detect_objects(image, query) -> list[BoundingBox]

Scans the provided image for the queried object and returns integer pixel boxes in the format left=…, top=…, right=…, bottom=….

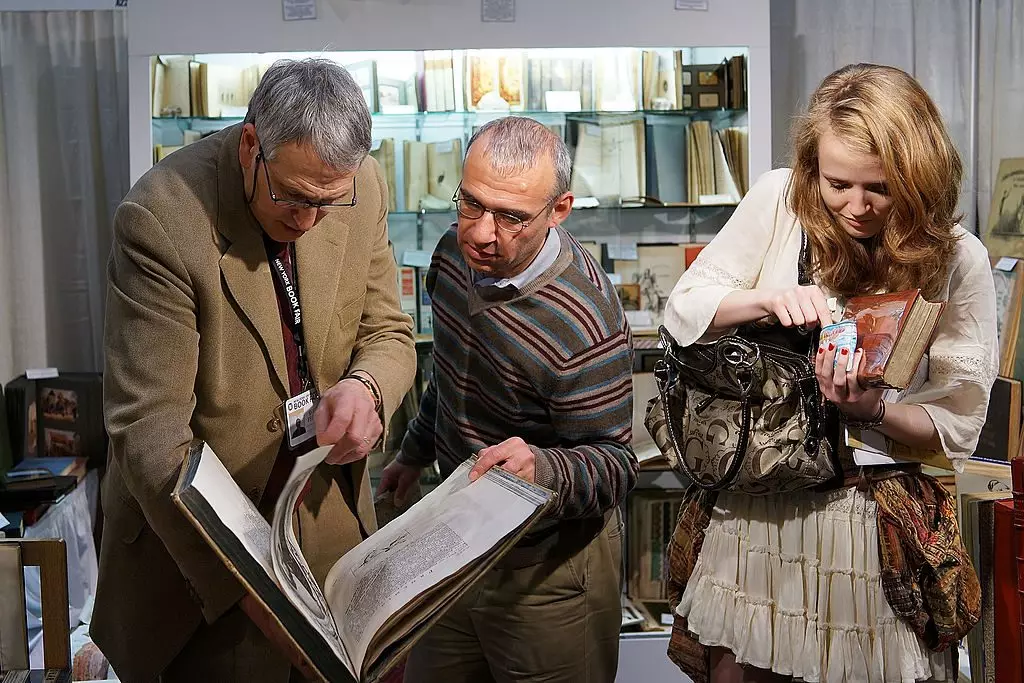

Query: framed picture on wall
left=984, top=158, right=1024, bottom=257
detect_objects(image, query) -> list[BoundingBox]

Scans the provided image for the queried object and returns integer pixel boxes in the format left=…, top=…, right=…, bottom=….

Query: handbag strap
left=797, top=230, right=812, bottom=287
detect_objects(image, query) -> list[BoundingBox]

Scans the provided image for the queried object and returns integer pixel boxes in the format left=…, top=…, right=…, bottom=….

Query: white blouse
left=664, top=168, right=999, bottom=466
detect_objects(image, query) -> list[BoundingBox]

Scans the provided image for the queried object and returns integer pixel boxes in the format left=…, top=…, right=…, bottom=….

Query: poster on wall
left=984, top=158, right=1024, bottom=257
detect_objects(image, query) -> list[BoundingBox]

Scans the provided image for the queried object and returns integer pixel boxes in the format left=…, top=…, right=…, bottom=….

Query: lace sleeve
left=663, top=169, right=797, bottom=346
left=903, top=236, right=999, bottom=462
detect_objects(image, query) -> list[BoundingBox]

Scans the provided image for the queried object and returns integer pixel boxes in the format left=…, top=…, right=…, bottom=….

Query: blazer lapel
left=295, top=216, right=349, bottom=389
left=215, top=125, right=290, bottom=396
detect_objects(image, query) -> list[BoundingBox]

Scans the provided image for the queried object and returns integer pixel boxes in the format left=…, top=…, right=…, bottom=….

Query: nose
left=848, top=188, right=870, bottom=216
left=468, top=210, right=499, bottom=243
left=291, top=206, right=323, bottom=231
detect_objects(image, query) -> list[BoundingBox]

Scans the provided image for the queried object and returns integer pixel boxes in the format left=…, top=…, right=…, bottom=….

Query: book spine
left=1013, top=458, right=1024, bottom=672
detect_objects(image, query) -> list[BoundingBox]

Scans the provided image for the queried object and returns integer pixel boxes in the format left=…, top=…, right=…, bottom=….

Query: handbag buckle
left=718, top=337, right=760, bottom=397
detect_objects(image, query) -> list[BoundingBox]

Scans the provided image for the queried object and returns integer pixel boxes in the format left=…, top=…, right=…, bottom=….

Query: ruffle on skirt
left=676, top=487, right=952, bottom=683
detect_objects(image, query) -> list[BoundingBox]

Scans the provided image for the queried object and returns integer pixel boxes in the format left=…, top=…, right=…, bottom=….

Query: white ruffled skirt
left=676, top=487, right=953, bottom=683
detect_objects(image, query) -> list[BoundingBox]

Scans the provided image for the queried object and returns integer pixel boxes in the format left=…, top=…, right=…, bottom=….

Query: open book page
left=270, top=446, right=351, bottom=671
left=189, top=443, right=277, bottom=576
left=323, top=459, right=550, bottom=677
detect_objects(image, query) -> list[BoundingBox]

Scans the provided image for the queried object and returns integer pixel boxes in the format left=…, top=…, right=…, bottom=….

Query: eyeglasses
left=257, top=143, right=357, bottom=211
left=452, top=184, right=558, bottom=234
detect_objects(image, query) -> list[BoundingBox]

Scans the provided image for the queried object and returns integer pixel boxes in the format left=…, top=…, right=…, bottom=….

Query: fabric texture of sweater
left=398, top=226, right=638, bottom=521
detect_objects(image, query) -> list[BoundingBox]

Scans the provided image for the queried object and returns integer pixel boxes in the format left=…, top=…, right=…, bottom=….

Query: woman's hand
left=815, top=343, right=885, bottom=420
left=765, top=284, right=833, bottom=329
left=712, top=285, right=833, bottom=331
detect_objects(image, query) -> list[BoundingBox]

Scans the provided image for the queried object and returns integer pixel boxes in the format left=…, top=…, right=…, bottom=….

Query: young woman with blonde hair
left=664, top=63, right=997, bottom=682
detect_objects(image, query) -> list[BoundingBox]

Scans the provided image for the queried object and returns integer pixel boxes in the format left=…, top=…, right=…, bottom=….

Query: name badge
left=283, top=390, right=316, bottom=449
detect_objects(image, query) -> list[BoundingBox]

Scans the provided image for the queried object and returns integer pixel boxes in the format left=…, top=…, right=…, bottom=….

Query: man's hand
left=470, top=437, right=536, bottom=483
left=377, top=458, right=423, bottom=507
left=239, top=593, right=321, bottom=680
left=314, top=376, right=382, bottom=466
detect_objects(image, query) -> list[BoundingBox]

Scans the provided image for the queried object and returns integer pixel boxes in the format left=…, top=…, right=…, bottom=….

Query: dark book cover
left=995, top=499, right=1023, bottom=683
left=973, top=377, right=1022, bottom=462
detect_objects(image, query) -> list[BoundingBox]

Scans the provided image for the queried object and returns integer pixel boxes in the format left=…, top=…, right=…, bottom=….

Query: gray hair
left=244, top=58, right=372, bottom=171
left=466, top=117, right=572, bottom=199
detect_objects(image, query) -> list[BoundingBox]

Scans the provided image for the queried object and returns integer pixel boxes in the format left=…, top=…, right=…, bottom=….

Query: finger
left=831, top=351, right=849, bottom=392
left=470, top=447, right=507, bottom=481
left=845, top=349, right=864, bottom=400
left=784, top=292, right=805, bottom=327
left=313, top=398, right=330, bottom=436
left=811, top=291, right=833, bottom=329
left=376, top=470, right=396, bottom=495
left=814, top=341, right=827, bottom=377
left=395, top=476, right=413, bottom=506
left=317, top=402, right=356, bottom=447
left=774, top=302, right=794, bottom=327
left=798, top=297, right=819, bottom=330
left=328, top=399, right=380, bottom=457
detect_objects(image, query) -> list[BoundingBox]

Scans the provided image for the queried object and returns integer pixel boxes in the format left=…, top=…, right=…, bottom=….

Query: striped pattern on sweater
left=398, top=227, right=637, bottom=519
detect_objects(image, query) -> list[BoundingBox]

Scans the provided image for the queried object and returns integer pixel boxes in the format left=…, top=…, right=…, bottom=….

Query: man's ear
left=238, top=123, right=259, bottom=170
left=550, top=191, right=574, bottom=226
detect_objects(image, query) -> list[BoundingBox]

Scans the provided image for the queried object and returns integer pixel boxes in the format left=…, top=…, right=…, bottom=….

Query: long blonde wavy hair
left=787, top=64, right=962, bottom=300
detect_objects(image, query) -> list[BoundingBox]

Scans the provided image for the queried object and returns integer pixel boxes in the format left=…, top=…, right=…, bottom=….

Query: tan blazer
left=92, top=124, right=416, bottom=681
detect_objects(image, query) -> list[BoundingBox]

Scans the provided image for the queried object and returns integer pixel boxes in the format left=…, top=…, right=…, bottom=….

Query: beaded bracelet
left=843, top=400, right=886, bottom=430
left=342, top=373, right=382, bottom=412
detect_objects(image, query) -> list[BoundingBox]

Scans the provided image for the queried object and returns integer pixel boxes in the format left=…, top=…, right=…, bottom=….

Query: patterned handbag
left=645, top=233, right=843, bottom=494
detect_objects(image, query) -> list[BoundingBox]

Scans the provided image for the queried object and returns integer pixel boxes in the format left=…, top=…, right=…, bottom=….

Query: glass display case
left=149, top=46, right=749, bottom=339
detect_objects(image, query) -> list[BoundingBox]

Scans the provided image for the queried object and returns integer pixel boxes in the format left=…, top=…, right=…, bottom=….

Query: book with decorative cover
left=843, top=289, right=945, bottom=389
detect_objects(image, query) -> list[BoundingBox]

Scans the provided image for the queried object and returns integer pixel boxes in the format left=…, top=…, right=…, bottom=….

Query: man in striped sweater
left=379, top=116, right=637, bottom=682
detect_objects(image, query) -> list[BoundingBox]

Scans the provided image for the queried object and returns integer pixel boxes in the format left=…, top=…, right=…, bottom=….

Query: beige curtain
left=769, top=0, right=974, bottom=227
left=977, top=0, right=1024, bottom=236
left=0, top=10, right=128, bottom=383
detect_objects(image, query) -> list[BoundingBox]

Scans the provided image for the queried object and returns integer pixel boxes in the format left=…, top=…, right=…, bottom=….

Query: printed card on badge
left=820, top=320, right=858, bottom=372
left=284, top=390, right=316, bottom=449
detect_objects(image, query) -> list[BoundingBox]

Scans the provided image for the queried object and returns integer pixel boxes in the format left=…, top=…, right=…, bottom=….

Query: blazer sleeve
left=346, top=161, right=417, bottom=432
left=104, top=200, right=245, bottom=623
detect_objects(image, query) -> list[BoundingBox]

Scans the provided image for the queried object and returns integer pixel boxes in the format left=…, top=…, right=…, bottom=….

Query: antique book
left=973, top=377, right=1022, bottom=463
left=1012, top=457, right=1024, bottom=671
left=369, top=138, right=397, bottom=213
left=994, top=499, right=1023, bottom=683
left=992, top=256, right=1024, bottom=375
left=173, top=443, right=554, bottom=683
left=963, top=493, right=1008, bottom=683
left=984, top=158, right=1024, bottom=258
left=842, top=289, right=945, bottom=390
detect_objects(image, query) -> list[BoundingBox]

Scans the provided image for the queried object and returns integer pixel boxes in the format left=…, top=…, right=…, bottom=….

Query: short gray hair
left=466, top=117, right=572, bottom=199
left=244, top=58, right=372, bottom=171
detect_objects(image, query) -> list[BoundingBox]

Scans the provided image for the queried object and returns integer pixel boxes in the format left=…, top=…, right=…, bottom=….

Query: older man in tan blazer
left=92, top=59, right=416, bottom=682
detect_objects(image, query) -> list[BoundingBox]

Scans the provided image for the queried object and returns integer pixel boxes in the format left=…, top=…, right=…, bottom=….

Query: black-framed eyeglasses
left=452, top=184, right=558, bottom=234
left=257, top=143, right=357, bottom=211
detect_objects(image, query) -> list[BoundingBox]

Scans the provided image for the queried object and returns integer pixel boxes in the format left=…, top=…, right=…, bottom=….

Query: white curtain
left=0, top=10, right=128, bottom=384
left=769, top=0, right=974, bottom=228
left=978, top=0, right=1024, bottom=236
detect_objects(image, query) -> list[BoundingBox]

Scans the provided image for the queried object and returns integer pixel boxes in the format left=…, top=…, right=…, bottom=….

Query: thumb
left=376, top=471, right=392, bottom=495
left=313, top=399, right=329, bottom=435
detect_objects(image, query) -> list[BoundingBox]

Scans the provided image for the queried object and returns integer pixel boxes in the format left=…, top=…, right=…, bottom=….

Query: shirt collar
left=474, top=228, right=561, bottom=290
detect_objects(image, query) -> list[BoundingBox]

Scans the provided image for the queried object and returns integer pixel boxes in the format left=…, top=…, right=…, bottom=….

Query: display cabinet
left=149, top=47, right=749, bottom=338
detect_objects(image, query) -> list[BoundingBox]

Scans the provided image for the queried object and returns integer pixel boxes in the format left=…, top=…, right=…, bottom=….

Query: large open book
left=171, top=443, right=555, bottom=682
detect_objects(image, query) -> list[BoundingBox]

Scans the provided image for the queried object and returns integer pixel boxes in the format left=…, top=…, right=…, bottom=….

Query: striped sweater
left=397, top=226, right=637, bottom=520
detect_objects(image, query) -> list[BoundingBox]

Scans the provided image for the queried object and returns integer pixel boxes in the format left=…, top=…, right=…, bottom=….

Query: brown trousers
left=404, top=509, right=624, bottom=683
left=158, top=604, right=302, bottom=683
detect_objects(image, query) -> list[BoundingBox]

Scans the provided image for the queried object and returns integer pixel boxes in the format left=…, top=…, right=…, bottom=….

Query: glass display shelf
left=152, top=108, right=747, bottom=124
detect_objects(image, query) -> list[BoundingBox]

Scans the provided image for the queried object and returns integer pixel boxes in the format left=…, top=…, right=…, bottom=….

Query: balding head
left=465, top=117, right=572, bottom=200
